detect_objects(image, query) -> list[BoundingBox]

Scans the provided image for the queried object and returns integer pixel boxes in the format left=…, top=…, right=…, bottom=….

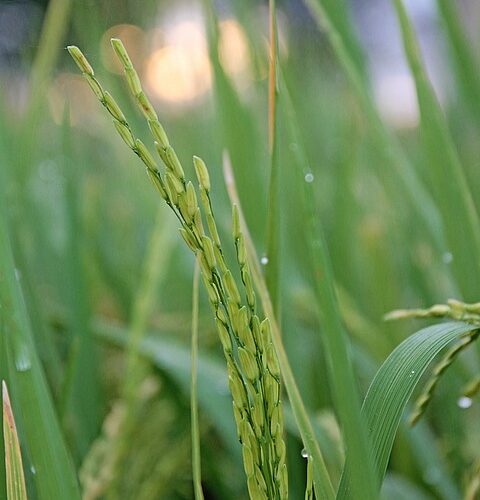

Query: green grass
left=2, top=0, right=480, bottom=498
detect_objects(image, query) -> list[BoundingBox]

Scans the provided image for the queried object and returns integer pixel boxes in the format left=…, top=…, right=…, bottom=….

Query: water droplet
left=457, top=396, right=473, bottom=409
left=442, top=252, right=453, bottom=264
left=15, top=350, right=31, bottom=373
left=260, top=256, right=269, bottom=265
left=30, top=465, right=36, bottom=475
left=411, top=370, right=415, bottom=374
left=301, top=448, right=309, bottom=458
left=304, top=173, right=314, bottom=183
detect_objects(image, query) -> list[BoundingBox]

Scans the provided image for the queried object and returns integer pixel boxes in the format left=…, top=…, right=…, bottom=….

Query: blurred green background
left=2, top=0, right=480, bottom=498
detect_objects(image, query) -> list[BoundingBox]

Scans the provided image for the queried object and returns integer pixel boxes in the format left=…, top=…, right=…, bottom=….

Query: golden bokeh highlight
left=145, top=21, right=211, bottom=105
left=219, top=19, right=251, bottom=87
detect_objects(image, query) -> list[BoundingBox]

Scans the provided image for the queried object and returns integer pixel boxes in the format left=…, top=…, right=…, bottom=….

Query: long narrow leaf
left=264, top=0, right=281, bottom=312
left=435, top=0, right=480, bottom=124
left=337, top=321, right=478, bottom=498
left=303, top=0, right=446, bottom=253
left=191, top=262, right=204, bottom=500
left=393, top=0, right=480, bottom=301
left=0, top=212, right=80, bottom=499
left=279, top=72, right=378, bottom=498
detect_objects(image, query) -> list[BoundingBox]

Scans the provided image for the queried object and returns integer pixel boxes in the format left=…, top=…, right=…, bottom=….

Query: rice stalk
left=68, top=40, right=288, bottom=500
left=265, top=0, right=281, bottom=314
left=191, top=262, right=204, bottom=500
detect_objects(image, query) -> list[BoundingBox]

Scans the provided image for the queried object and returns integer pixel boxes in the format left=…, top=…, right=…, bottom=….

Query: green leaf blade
left=393, top=0, right=480, bottom=301
left=338, top=321, right=478, bottom=498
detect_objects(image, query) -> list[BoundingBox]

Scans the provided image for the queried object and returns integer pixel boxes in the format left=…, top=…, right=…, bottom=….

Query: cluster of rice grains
left=68, top=40, right=288, bottom=499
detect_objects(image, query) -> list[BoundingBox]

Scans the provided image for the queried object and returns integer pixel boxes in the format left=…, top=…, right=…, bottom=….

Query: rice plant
left=3, top=0, right=480, bottom=498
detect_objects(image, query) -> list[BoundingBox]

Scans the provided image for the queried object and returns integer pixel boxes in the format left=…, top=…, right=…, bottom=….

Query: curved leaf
left=337, top=321, right=478, bottom=498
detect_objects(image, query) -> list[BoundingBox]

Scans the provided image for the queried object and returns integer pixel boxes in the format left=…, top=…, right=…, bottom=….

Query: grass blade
left=59, top=111, right=102, bottom=459
left=264, top=0, right=281, bottom=313
left=317, top=0, right=366, bottom=78
left=278, top=73, right=378, bottom=499
left=435, top=0, right=480, bottom=123
left=191, top=262, right=204, bottom=500
left=2, top=382, right=27, bottom=500
left=303, top=0, right=446, bottom=252
left=337, top=321, right=478, bottom=498
left=0, top=210, right=80, bottom=499
left=393, top=0, right=480, bottom=301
